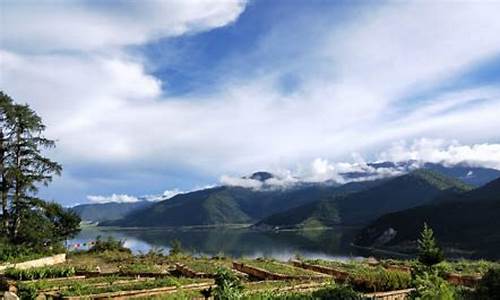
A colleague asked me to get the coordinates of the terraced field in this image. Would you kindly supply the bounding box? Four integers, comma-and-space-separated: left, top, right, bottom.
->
239, 259, 323, 276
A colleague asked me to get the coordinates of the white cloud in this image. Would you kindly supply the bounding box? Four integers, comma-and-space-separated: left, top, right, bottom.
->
379, 139, 500, 170
220, 175, 263, 189
0, 0, 246, 52
87, 194, 139, 204
1, 1, 500, 204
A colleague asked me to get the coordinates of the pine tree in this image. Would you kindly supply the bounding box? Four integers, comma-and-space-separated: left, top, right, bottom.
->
0, 91, 80, 248
417, 223, 444, 267
0, 92, 15, 234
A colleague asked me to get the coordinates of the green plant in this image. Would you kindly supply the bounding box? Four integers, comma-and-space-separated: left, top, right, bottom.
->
417, 223, 444, 267
311, 284, 361, 299
5, 265, 75, 280
214, 267, 244, 300
475, 268, 500, 299
169, 239, 184, 256
411, 269, 455, 300
17, 284, 39, 300
89, 236, 131, 253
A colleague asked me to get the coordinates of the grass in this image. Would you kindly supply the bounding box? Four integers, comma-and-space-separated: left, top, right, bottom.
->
18, 276, 139, 291
66, 250, 173, 273
243, 280, 327, 292
5, 265, 76, 280
59, 277, 202, 297
301, 259, 412, 292
181, 257, 233, 274
435, 259, 500, 276
240, 259, 322, 276
10, 251, 500, 299
303, 258, 369, 274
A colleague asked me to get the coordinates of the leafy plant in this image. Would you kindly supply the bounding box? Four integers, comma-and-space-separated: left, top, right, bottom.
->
411, 268, 455, 300
5, 265, 75, 280
311, 284, 361, 300
169, 239, 184, 256
89, 235, 131, 253
214, 267, 244, 300
475, 268, 500, 299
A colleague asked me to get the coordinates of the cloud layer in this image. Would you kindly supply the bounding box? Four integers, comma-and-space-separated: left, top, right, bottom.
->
1, 1, 499, 204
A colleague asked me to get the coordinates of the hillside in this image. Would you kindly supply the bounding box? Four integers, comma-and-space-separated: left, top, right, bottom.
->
71, 200, 154, 223
355, 177, 500, 257
256, 170, 473, 228
105, 177, 384, 227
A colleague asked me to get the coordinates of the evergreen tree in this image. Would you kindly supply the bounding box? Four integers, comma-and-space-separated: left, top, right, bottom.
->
0, 91, 80, 249
417, 223, 444, 267
0, 92, 15, 235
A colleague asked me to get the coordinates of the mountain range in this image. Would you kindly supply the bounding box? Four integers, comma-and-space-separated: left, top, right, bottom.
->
71, 200, 153, 223
102, 176, 383, 227
70, 161, 500, 256
255, 169, 473, 228
354, 177, 500, 258
73, 162, 500, 226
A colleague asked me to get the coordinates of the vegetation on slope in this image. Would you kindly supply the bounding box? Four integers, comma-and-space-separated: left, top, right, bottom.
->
355, 178, 500, 257
106, 178, 383, 227
71, 201, 154, 223
259, 170, 472, 228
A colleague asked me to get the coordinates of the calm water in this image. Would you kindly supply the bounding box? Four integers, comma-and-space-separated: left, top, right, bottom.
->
69, 226, 365, 261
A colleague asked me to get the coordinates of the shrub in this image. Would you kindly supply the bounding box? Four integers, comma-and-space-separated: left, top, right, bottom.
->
311, 284, 361, 300
349, 267, 412, 292
411, 269, 455, 300
169, 239, 184, 256
17, 284, 38, 300
88, 236, 130, 253
214, 267, 243, 300
475, 268, 500, 299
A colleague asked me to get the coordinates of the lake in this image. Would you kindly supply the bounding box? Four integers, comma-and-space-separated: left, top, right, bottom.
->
69, 226, 366, 261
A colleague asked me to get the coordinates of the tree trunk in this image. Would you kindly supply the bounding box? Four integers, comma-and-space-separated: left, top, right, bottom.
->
0, 129, 9, 234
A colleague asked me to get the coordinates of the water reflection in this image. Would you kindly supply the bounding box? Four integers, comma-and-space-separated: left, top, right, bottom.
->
70, 226, 363, 260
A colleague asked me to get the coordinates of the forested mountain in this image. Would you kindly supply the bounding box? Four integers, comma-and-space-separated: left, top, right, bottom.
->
355, 177, 500, 257
256, 170, 473, 228
71, 201, 154, 223
104, 176, 384, 227
100, 164, 500, 228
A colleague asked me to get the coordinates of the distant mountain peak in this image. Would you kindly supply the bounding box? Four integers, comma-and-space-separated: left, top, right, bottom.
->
248, 171, 274, 182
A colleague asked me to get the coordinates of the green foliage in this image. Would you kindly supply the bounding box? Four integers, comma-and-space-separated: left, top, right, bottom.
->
242, 284, 361, 300
435, 259, 499, 276
411, 269, 455, 300
350, 266, 412, 292
17, 284, 38, 300
417, 223, 444, 267
0, 91, 80, 252
475, 268, 500, 299
214, 267, 244, 300
120, 262, 163, 274
0, 238, 54, 263
311, 284, 361, 299
169, 239, 184, 256
60, 277, 188, 297
303, 259, 412, 292
241, 259, 320, 276
5, 265, 75, 280
89, 235, 131, 253
355, 177, 500, 255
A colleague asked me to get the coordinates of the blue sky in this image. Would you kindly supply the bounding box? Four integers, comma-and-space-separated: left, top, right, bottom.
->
1, 0, 500, 205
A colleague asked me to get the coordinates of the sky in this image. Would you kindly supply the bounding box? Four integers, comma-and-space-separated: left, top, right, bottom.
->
1, 0, 500, 206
